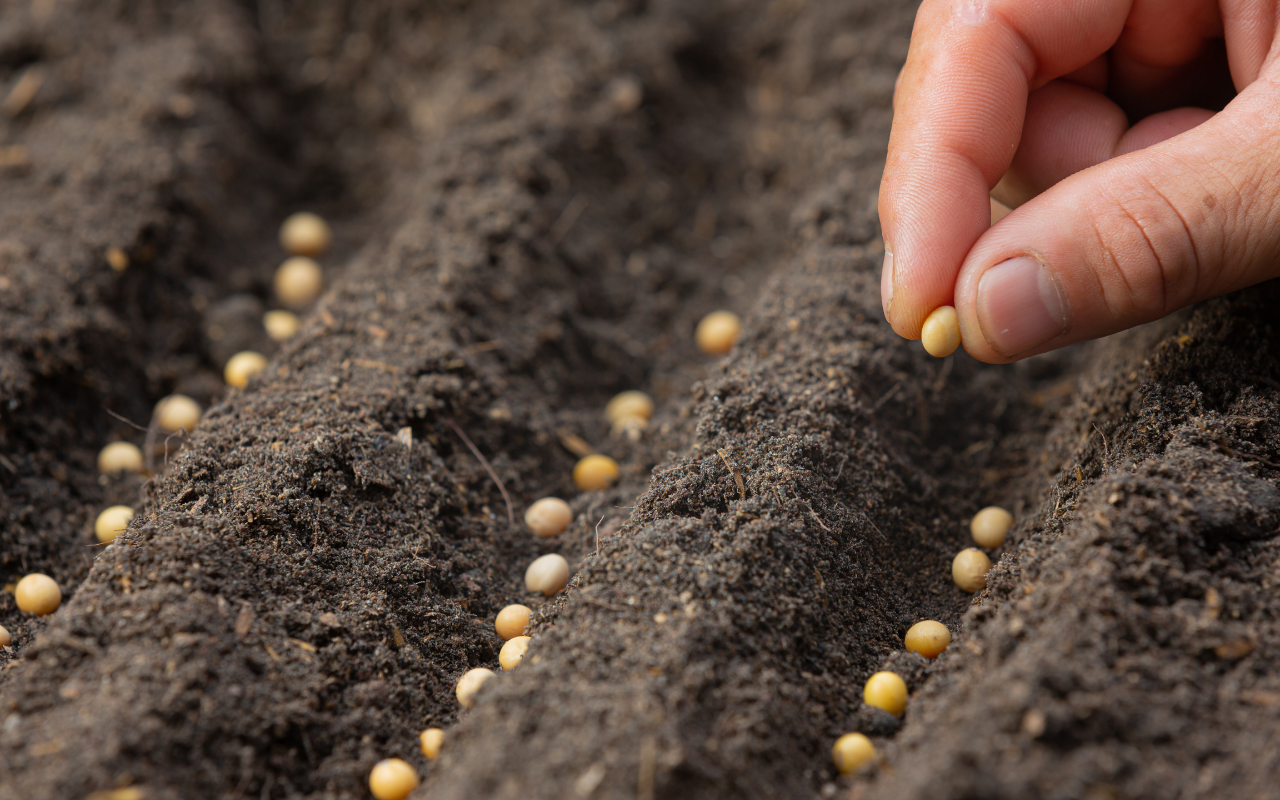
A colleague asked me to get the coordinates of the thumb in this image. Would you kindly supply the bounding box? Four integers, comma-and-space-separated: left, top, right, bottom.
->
954, 80, 1280, 363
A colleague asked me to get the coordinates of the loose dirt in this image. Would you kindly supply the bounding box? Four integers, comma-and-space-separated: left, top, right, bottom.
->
1, 1, 1277, 799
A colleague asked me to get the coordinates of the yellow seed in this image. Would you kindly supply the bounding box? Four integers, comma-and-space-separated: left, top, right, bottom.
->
695, 310, 742, 355
604, 390, 654, 424
904, 620, 951, 659
279, 212, 332, 257
94, 505, 134, 544
224, 351, 268, 389
105, 246, 129, 272
573, 454, 619, 491
273, 256, 324, 309
14, 574, 61, 616
952, 547, 992, 593
420, 727, 444, 760
524, 497, 573, 537
155, 394, 202, 433
921, 305, 961, 357
97, 441, 144, 475
525, 553, 570, 596
0, 625, 11, 647
499, 635, 531, 670
455, 667, 495, 708
610, 414, 648, 440
863, 671, 908, 716
495, 604, 532, 640
832, 732, 876, 774
970, 506, 1013, 548
263, 309, 300, 342
368, 758, 418, 800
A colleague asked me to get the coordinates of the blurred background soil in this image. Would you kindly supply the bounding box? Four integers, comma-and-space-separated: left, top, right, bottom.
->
0, 1, 1277, 798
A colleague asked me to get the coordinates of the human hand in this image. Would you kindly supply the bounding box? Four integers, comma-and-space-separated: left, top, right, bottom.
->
878, 0, 1280, 361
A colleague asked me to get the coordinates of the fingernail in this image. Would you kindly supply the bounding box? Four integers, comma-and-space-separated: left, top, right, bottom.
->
977, 256, 1068, 355
881, 247, 894, 315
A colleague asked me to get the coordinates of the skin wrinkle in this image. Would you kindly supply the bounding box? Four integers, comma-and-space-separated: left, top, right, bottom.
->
1112, 186, 1173, 318
1142, 174, 1203, 314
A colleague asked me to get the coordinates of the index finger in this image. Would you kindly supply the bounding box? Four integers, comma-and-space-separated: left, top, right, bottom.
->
878, 0, 1132, 338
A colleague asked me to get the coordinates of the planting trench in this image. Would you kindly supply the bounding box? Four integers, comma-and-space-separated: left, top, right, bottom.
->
1, 1, 1279, 799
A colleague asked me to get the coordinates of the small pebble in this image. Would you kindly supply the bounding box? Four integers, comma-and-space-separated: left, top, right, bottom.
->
420, 728, 444, 760
524, 497, 573, 537
832, 732, 876, 775
970, 506, 1013, 548
279, 212, 332, 257
263, 309, 300, 342
904, 620, 951, 659
695, 310, 742, 355
97, 441, 144, 475
95, 505, 134, 544
952, 548, 992, 593
921, 306, 961, 357
863, 671, 908, 717
14, 574, 61, 616
495, 604, 532, 640
499, 635, 531, 670
155, 395, 202, 434
456, 667, 495, 708
224, 351, 268, 389
573, 455, 619, 491
525, 553, 571, 596
273, 256, 324, 309
604, 390, 654, 424
368, 758, 418, 800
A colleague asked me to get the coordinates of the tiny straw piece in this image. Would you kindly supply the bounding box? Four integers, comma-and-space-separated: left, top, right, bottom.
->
445, 419, 514, 525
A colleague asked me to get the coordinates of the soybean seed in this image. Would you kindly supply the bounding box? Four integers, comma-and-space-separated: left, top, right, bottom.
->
604, 390, 654, 424
14, 574, 61, 616
368, 758, 418, 800
970, 506, 1013, 549
952, 547, 991, 593
904, 620, 951, 659
95, 505, 134, 544
97, 441, 144, 475
263, 309, 300, 342
525, 553, 570, 596
499, 635, 530, 670
695, 310, 742, 355
863, 671, 908, 716
456, 667, 495, 708
155, 394, 202, 433
524, 497, 573, 537
279, 212, 332, 258
0, 625, 9, 646
224, 351, 268, 389
495, 604, 532, 640
832, 732, 876, 775
420, 728, 444, 760
573, 454, 619, 491
273, 256, 324, 309
921, 306, 960, 357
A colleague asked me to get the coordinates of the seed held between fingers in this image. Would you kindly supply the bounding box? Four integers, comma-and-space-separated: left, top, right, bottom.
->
921, 306, 960, 357
525, 554, 570, 596
499, 635, 531, 670
832, 732, 876, 774
456, 667, 495, 708
495, 604, 532, 640
368, 758, 418, 800
420, 728, 444, 760
97, 441, 144, 475
952, 548, 992, 593
15, 574, 61, 616
970, 506, 1013, 548
863, 671, 908, 716
95, 505, 134, 544
524, 497, 573, 537
904, 620, 951, 659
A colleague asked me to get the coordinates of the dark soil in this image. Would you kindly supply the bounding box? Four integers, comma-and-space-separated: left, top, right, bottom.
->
1, 1, 1277, 799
